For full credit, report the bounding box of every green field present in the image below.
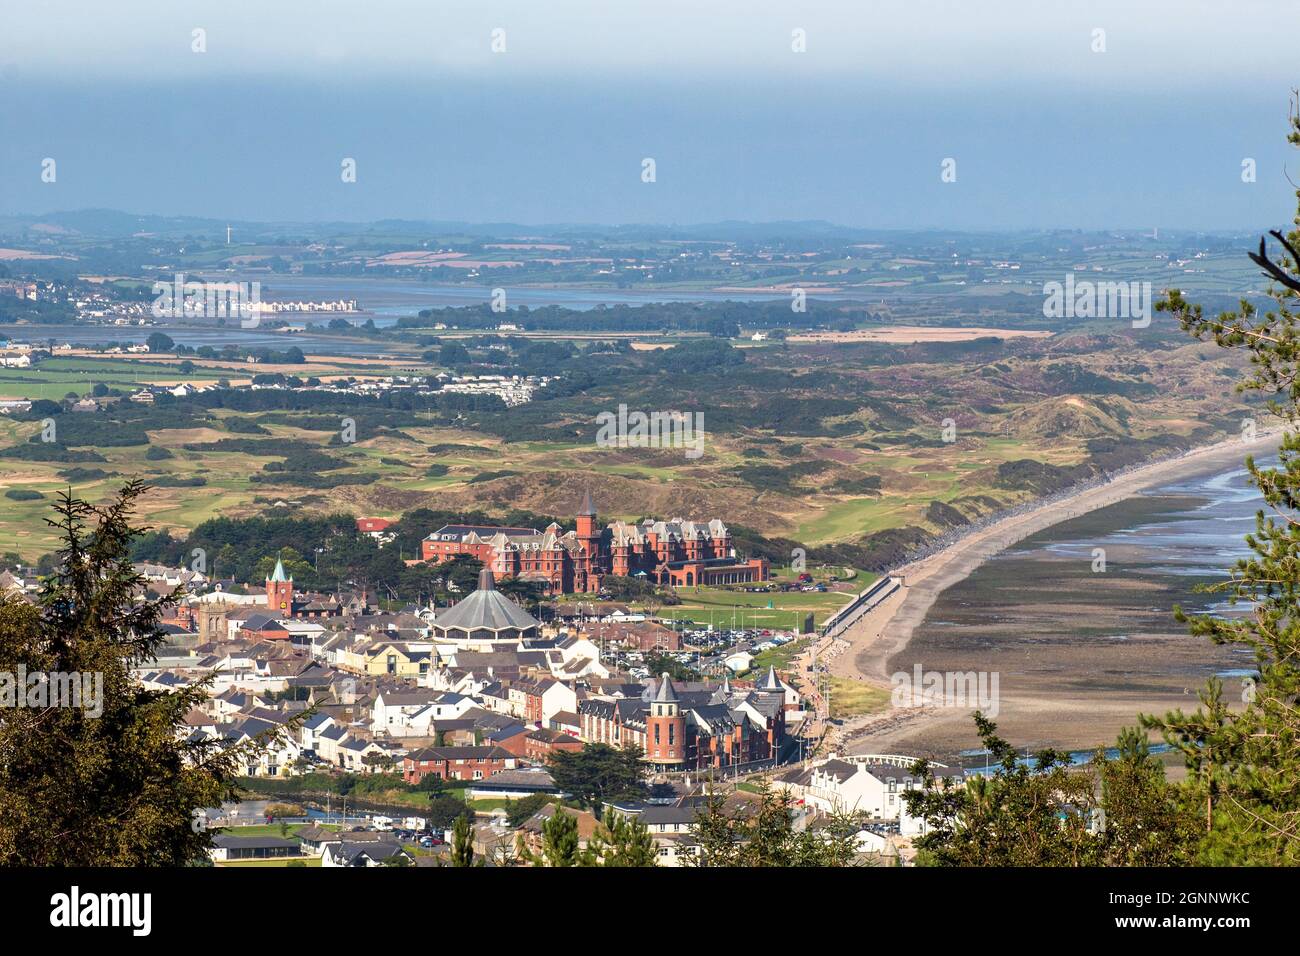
[0,356,229,400]
[218,822,338,838]
[659,582,860,630]
[465,797,513,812]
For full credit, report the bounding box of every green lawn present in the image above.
[219,823,339,838]
[466,798,512,812]
[658,583,856,630]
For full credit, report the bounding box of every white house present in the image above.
[321,841,414,867]
[776,754,964,820]
[372,689,474,735]
[300,712,337,755]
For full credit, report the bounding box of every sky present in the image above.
[1,0,1297,230]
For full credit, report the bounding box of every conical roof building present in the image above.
[654,671,679,703]
[432,568,540,645]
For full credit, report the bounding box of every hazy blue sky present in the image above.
[2,0,1297,229]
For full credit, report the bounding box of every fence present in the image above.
[820,575,901,641]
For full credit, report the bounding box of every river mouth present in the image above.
[879,462,1270,762]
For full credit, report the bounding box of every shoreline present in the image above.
[827,428,1286,749]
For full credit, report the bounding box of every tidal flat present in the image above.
[882,461,1271,760]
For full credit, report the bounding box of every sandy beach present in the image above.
[829,428,1286,756]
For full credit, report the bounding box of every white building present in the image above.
[775,754,965,820]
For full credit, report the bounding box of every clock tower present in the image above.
[266,555,294,617]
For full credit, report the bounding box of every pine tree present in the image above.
[689,781,861,866]
[450,813,475,867]
[547,743,647,812]
[581,808,658,866]
[1147,96,1300,864]
[0,482,284,865]
[902,716,1196,866]
[1095,727,1198,866]
[518,807,581,866]
[539,808,580,866]
[903,714,1098,866]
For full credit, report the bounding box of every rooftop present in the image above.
[433,569,540,634]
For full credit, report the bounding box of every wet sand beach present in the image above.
[835,430,1284,760]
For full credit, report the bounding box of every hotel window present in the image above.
[654,725,660,744]
[668,725,675,746]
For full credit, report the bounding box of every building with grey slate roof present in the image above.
[431,569,540,648]
[578,673,789,772]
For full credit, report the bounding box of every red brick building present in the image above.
[401,745,517,783]
[266,558,294,616]
[645,675,687,767]
[263,556,361,620]
[482,724,531,758]
[420,492,768,595]
[579,620,682,652]
[523,728,584,763]
[578,671,788,773]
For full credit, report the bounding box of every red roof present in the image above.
[357,517,393,533]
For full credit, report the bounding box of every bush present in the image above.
[3,489,42,501]
[57,467,113,483]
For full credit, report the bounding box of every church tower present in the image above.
[266,555,294,617]
[647,672,687,769]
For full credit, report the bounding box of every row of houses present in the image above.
[117,559,806,784]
